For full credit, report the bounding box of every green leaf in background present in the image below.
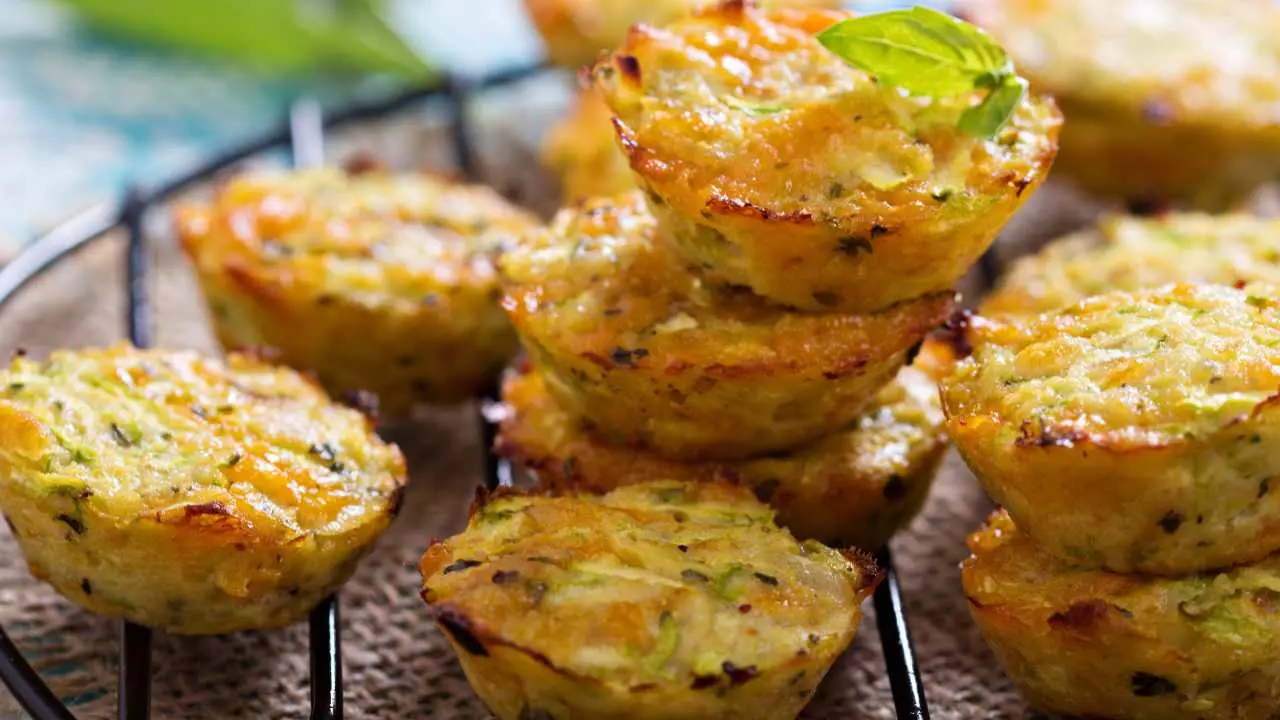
[54,0,435,79]
[816,6,1023,139]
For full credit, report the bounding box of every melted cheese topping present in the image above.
[0,345,405,535]
[946,284,1280,445]
[422,481,873,688]
[983,213,1280,318]
[179,169,537,312]
[500,191,948,376]
[596,3,1058,219]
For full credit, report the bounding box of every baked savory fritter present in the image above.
[524,0,841,69]
[500,191,952,460]
[943,283,1280,575]
[962,0,1280,209]
[0,345,406,635]
[420,481,879,720]
[982,213,1280,319]
[963,510,1280,720]
[495,357,946,549]
[542,88,637,202]
[593,2,1061,313]
[178,167,539,417]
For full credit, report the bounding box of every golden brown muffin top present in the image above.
[421,481,877,689]
[982,213,1280,319]
[0,344,405,536]
[962,0,1280,131]
[500,191,952,378]
[944,284,1280,448]
[498,359,945,493]
[524,0,841,67]
[594,2,1059,227]
[178,169,538,313]
[964,509,1280,668]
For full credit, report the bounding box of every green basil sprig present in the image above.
[817,6,1026,139]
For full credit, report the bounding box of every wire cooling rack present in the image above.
[0,64,939,720]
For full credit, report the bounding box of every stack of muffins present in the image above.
[947,280,1280,719]
[494,1,1062,550]
[419,4,1062,718]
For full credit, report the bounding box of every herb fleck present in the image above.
[812,291,842,307]
[610,347,649,366]
[492,570,520,585]
[309,443,338,463]
[722,661,759,686]
[1158,511,1184,534]
[681,569,710,583]
[443,559,483,574]
[57,514,86,535]
[883,474,908,500]
[1131,672,1176,697]
[109,423,136,448]
[836,236,874,256]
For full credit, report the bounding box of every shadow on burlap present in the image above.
[3,70,1275,719]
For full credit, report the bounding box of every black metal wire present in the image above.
[478,394,514,492]
[0,58,932,719]
[118,186,157,720]
[874,549,930,720]
[977,246,1003,295]
[288,92,345,720]
[446,76,479,179]
[0,202,118,312]
[308,596,343,720]
[117,623,151,720]
[0,629,76,720]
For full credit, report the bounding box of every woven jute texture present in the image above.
[3,72,1274,719]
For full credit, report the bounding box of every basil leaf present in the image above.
[817,7,1025,139]
[959,76,1027,139]
[817,7,1011,96]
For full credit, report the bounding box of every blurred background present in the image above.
[0,0,541,251]
[0,0,926,254]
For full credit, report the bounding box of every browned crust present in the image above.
[429,602,616,687]
[836,548,884,594]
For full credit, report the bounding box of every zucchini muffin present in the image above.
[420,481,880,720]
[495,357,947,549]
[962,0,1280,209]
[982,213,1280,319]
[524,0,840,69]
[543,88,637,202]
[943,283,1280,574]
[178,167,539,418]
[500,191,952,460]
[594,1,1061,313]
[0,344,406,635]
[964,510,1280,720]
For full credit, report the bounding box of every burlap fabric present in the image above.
[2,72,1273,719]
